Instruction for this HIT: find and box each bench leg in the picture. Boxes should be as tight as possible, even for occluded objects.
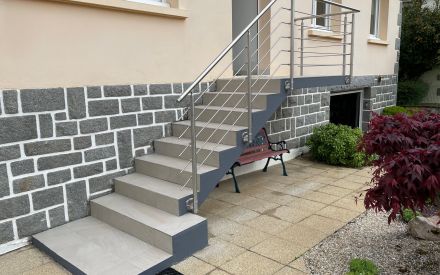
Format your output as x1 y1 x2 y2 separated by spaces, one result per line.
280 155 288 176
230 167 240 193
262 158 270 172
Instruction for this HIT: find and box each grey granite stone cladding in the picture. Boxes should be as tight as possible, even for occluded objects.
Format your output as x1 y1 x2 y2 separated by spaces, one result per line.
0 81 204 245
266 74 398 149
0 76 396 245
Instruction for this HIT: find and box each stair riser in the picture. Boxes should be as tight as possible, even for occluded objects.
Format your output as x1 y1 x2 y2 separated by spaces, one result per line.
115 180 189 216
216 79 283 93
202 93 268 109
91 201 173 254
154 140 221 167
135 158 196 186
172 124 243 146
192 108 252 127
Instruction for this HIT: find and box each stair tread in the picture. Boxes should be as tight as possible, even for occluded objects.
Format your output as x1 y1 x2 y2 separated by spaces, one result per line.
92 193 206 236
116 173 192 199
137 153 218 174
33 217 172 275
195 105 263 112
173 120 247 131
156 136 235 152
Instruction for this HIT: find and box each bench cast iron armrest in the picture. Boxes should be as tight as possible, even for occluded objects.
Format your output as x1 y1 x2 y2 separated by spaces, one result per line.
269 140 289 152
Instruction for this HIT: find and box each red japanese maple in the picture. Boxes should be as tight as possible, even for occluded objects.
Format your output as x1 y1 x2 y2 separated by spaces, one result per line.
360 112 440 222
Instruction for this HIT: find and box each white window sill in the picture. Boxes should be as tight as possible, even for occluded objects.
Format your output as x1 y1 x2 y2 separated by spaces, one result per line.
367 38 389 46
50 0 188 19
307 29 342 40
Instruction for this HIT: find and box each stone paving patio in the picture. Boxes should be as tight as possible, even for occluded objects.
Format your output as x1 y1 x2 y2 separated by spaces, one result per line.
0 157 371 275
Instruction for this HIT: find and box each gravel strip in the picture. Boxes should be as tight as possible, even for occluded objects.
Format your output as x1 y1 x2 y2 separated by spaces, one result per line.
303 211 440 275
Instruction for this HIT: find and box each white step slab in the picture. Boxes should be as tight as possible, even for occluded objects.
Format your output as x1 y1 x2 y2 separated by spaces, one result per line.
202 92 275 109
33 217 172 275
115 173 192 216
192 105 263 127
154 136 235 167
172 120 246 146
135 153 217 186
91 193 207 255
216 78 283 93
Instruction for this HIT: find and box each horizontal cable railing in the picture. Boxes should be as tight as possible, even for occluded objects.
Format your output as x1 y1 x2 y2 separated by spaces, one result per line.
173 0 359 213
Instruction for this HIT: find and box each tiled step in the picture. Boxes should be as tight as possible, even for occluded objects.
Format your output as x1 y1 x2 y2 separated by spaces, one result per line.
216 78 284 93
154 136 236 167
115 173 192 216
192 105 263 127
135 154 217 186
33 217 173 275
172 120 247 146
202 92 277 109
91 193 208 258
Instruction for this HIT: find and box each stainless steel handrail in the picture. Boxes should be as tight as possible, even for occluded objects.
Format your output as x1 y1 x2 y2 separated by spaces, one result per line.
173 0 359 213
318 0 360 13
177 0 279 102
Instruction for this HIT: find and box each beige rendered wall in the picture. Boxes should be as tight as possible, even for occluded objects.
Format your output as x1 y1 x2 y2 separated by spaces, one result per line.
0 0 400 90
0 0 233 89
270 0 400 78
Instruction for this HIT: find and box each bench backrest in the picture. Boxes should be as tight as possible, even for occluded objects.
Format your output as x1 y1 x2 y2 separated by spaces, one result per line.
240 128 270 156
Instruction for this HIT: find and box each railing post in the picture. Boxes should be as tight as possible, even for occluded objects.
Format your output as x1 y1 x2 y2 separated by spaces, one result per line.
190 91 198 214
342 14 347 76
300 19 304 76
247 30 253 144
290 0 295 91
349 13 355 83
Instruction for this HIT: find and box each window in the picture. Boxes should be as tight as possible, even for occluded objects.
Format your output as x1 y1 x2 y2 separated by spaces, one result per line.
312 0 331 29
370 0 380 38
127 0 169 7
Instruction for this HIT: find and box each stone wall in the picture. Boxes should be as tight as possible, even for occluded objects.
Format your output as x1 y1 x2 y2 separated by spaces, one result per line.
266 74 398 148
0 82 205 246
0 75 397 248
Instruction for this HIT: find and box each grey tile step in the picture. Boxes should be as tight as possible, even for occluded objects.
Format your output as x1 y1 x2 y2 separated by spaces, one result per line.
154 136 235 167
115 173 192 216
91 193 207 256
192 105 263 127
135 153 218 186
216 78 284 93
33 217 173 275
172 120 247 146
202 92 277 109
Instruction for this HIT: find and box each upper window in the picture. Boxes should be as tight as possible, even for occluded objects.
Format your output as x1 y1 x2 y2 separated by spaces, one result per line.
312 0 331 29
370 0 380 38
127 0 169 7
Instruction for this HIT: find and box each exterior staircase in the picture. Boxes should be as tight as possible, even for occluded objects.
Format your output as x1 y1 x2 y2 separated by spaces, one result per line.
32 0 359 273
33 79 288 275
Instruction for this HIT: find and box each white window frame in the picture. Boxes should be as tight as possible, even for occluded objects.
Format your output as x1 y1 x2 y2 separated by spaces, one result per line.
370 0 381 39
127 0 169 7
312 0 332 30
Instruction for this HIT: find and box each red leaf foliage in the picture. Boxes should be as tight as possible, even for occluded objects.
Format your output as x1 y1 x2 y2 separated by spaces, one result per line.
360 112 440 223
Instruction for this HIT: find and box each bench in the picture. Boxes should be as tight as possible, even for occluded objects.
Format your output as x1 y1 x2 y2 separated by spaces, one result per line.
227 128 289 193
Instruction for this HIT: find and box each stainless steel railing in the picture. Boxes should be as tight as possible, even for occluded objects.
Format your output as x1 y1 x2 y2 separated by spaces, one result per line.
175 0 359 213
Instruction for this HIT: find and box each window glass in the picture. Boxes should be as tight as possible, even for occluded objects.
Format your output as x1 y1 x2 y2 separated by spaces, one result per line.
370 0 380 37
316 1 328 27
127 0 168 6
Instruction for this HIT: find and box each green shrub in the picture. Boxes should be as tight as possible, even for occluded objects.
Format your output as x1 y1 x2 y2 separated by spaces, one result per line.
397 80 429 106
347 258 379 275
306 124 369 168
382 106 412 116
402 208 421 223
